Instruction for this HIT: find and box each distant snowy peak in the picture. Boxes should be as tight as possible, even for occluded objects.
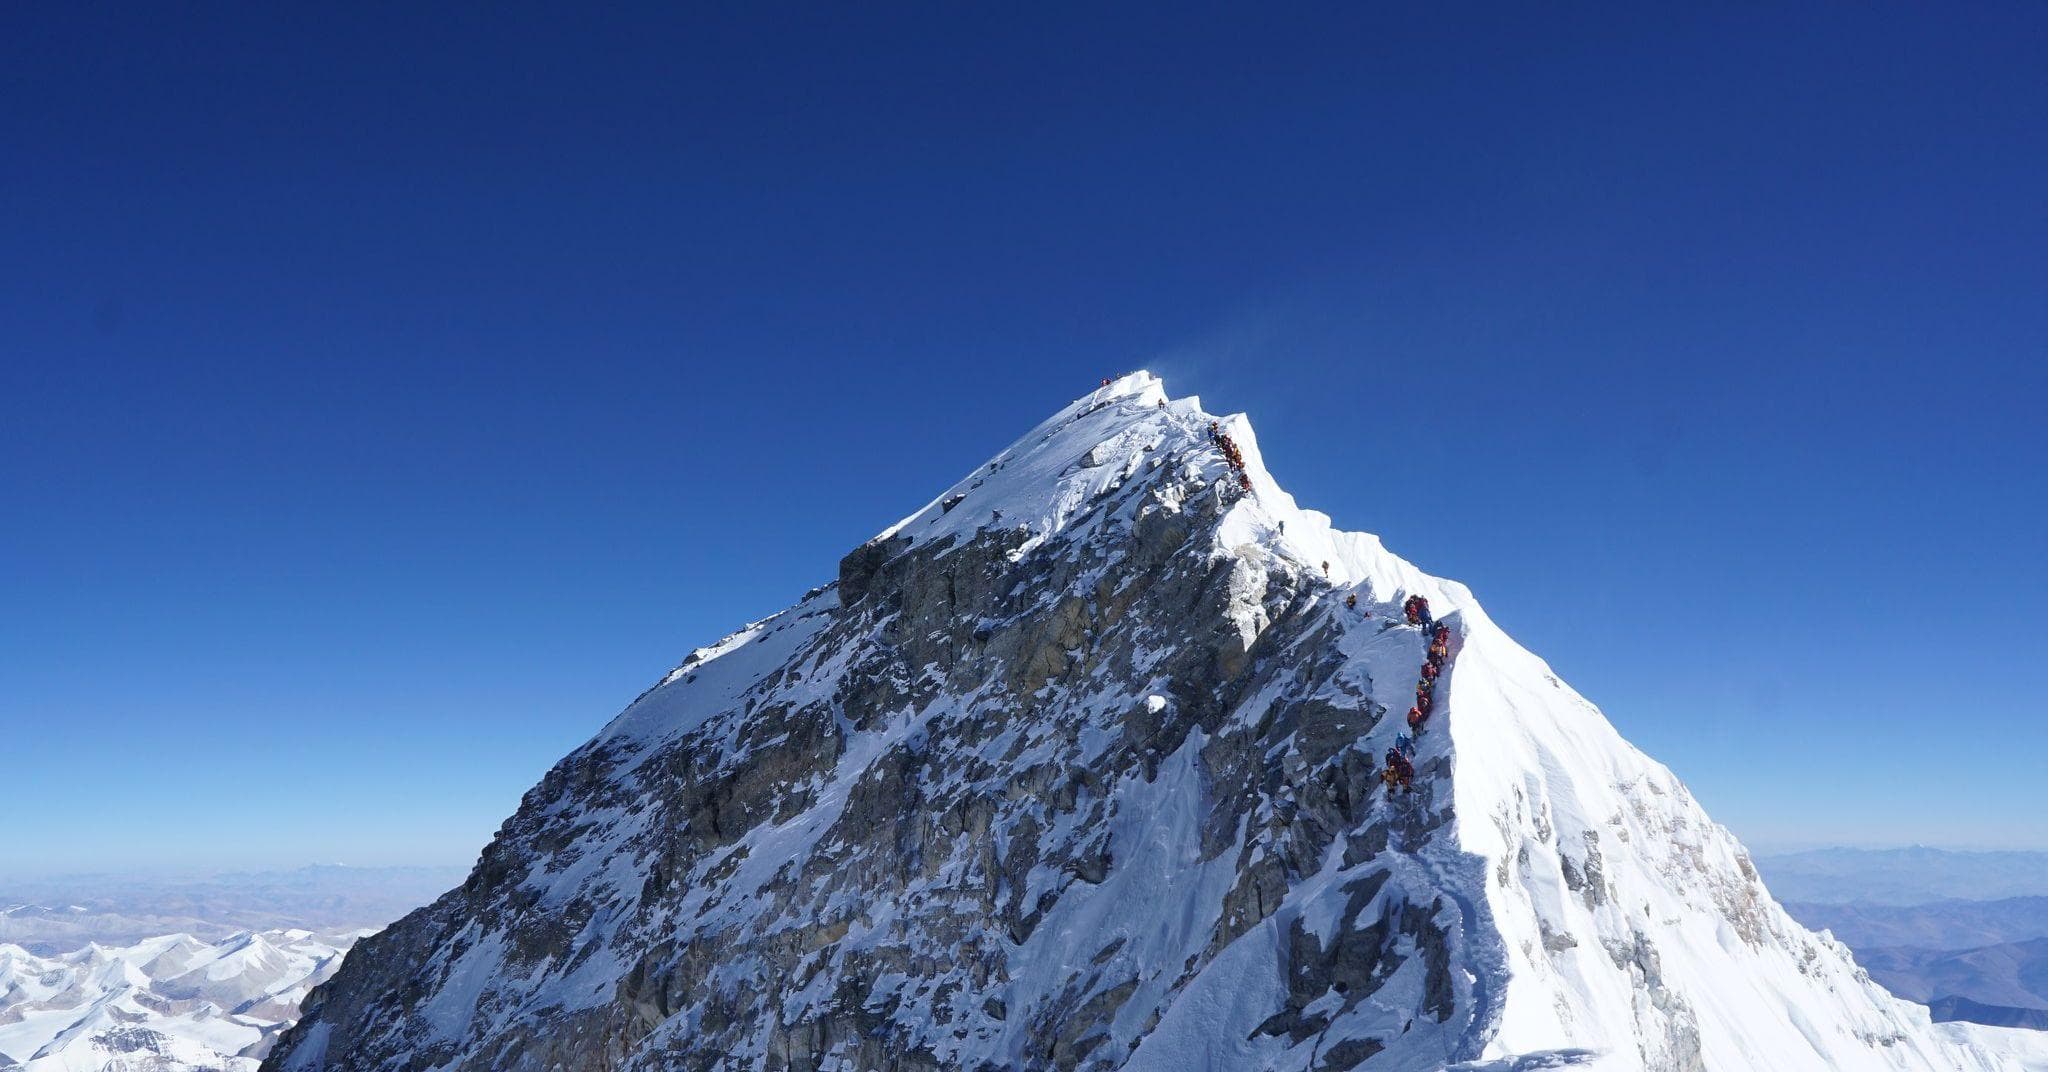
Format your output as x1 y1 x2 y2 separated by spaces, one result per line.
0 929 361 1072
266 373 2038 1071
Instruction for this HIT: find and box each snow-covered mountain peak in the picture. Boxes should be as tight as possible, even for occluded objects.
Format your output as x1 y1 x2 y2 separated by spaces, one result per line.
265 378 2037 1071
873 369 1178 553
867 370 1470 624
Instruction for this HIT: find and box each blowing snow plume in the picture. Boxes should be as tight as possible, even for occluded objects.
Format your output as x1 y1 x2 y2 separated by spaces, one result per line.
264 373 2038 1071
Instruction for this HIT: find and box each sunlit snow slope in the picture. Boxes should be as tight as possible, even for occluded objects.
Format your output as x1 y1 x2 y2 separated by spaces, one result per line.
266 373 2031 1072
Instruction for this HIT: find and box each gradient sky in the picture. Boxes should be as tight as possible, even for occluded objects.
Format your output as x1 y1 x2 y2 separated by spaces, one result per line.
4 4 2044 879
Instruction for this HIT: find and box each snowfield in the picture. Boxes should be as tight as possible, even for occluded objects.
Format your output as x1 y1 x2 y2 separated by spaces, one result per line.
264 373 2042 1071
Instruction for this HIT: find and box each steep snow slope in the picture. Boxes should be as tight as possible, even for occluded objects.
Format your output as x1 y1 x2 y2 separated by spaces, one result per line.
266 373 2029 1071
0 929 362 1072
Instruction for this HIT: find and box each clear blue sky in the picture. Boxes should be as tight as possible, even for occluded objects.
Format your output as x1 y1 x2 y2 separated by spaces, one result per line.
4 4 2043 879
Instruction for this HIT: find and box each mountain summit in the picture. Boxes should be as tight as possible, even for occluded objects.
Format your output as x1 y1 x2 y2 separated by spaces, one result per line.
264 374 2028 1071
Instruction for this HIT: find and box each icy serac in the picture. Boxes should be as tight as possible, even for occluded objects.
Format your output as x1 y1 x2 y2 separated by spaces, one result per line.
264 373 2026 1071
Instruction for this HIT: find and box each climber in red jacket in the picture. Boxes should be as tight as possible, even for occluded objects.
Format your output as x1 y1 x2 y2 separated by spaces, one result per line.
1384 749 1415 793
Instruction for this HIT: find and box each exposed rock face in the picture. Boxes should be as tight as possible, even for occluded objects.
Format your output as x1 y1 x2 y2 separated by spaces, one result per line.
265 374 2024 1072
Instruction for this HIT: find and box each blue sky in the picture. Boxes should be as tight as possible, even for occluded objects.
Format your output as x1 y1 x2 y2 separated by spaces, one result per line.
3 4 2043 878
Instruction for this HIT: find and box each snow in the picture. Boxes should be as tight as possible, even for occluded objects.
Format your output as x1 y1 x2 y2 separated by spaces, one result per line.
0 928 358 1072
1941 1024 2048 1072
913 373 2037 1070
598 594 836 753
1006 731 1258 1064
878 371 1172 555
271 370 2042 1072
417 927 508 1043
1063 375 2021 1069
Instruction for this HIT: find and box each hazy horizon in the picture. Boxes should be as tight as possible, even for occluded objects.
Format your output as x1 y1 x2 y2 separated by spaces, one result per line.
10 845 2048 891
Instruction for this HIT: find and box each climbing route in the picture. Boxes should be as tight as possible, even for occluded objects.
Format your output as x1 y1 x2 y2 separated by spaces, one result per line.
1208 421 1254 492
1386 595 1454 795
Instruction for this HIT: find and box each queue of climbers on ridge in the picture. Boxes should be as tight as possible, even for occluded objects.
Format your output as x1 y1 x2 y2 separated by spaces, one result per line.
1208 422 1254 492
1383 595 1451 796
1089 378 1244 489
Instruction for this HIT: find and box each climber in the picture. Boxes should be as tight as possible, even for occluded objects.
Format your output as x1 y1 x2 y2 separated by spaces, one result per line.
1407 707 1426 734
1430 637 1449 660
1404 595 1433 628
1345 593 1357 611
1384 749 1415 792
1101 377 1113 387
1421 660 1440 680
1380 766 1404 793
1434 624 1450 645
1395 733 1416 757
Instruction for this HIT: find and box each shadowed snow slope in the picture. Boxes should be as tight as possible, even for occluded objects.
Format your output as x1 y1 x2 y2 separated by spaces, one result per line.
264 373 2031 1072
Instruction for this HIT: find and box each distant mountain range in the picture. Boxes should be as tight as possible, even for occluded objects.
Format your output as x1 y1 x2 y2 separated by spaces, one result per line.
0 865 467 956
0 866 464 1071
1761 850 2048 1035
0 928 364 1072
1857 939 2048 1010
1757 848 2048 906
1781 897 2048 952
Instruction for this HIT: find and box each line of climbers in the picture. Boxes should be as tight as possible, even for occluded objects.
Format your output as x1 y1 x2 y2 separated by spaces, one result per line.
1207 422 1253 492
1382 595 1450 795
